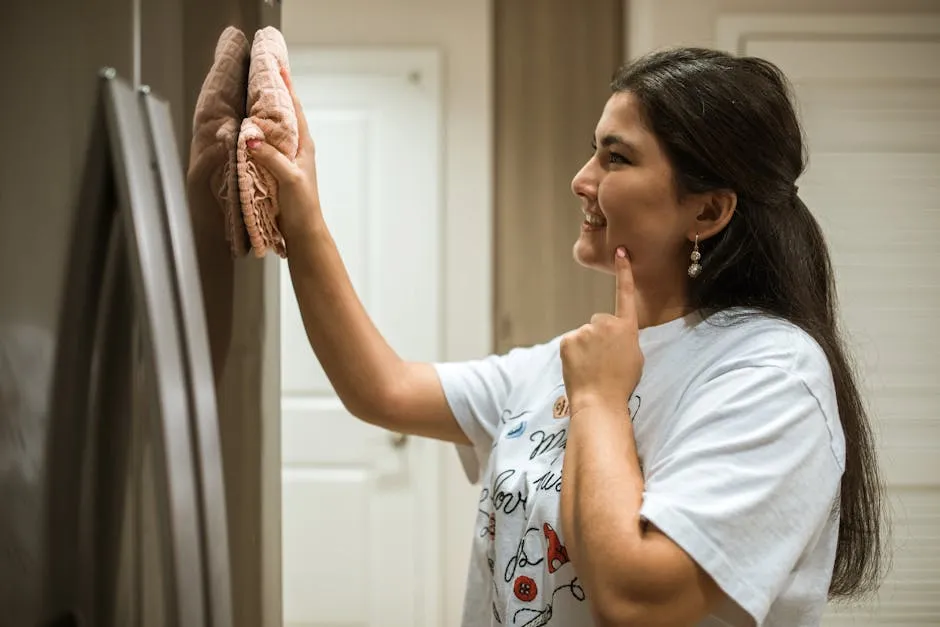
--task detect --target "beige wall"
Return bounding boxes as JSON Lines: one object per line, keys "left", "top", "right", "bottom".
{"left": 628, "top": 0, "right": 940, "bottom": 58}
{"left": 493, "top": 0, "right": 624, "bottom": 354}
{"left": 280, "top": 2, "right": 492, "bottom": 623}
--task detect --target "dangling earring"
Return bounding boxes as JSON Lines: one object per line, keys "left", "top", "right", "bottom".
{"left": 688, "top": 234, "right": 702, "bottom": 278}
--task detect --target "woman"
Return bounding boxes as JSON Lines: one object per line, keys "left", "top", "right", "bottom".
{"left": 247, "top": 47, "right": 885, "bottom": 626}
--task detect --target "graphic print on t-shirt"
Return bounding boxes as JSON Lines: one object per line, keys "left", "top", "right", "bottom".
{"left": 512, "top": 578, "right": 586, "bottom": 627}
{"left": 542, "top": 523, "right": 569, "bottom": 573}
{"left": 472, "top": 383, "right": 573, "bottom": 625}
{"left": 474, "top": 382, "right": 645, "bottom": 625}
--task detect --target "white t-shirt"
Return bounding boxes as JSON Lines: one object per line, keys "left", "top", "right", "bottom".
{"left": 434, "top": 309, "right": 846, "bottom": 627}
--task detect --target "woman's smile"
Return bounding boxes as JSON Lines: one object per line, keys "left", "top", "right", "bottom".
{"left": 581, "top": 205, "right": 608, "bottom": 231}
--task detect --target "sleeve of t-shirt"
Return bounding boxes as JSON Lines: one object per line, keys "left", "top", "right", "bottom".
{"left": 638, "top": 363, "right": 845, "bottom": 625}
{"left": 433, "top": 340, "right": 558, "bottom": 483}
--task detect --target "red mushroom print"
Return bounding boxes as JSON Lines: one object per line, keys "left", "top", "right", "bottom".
{"left": 514, "top": 575, "right": 538, "bottom": 602}
{"left": 542, "top": 522, "right": 570, "bottom": 573}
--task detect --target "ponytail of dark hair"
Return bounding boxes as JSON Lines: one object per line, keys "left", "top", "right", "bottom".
{"left": 612, "top": 47, "right": 887, "bottom": 599}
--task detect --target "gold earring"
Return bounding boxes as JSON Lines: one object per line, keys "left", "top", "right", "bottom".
{"left": 688, "top": 234, "right": 702, "bottom": 278}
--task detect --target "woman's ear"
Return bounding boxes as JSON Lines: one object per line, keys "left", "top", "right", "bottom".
{"left": 692, "top": 189, "right": 737, "bottom": 240}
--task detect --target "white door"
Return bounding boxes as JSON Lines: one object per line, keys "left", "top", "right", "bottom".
{"left": 717, "top": 14, "right": 940, "bottom": 626}
{"left": 279, "top": 48, "right": 443, "bottom": 627}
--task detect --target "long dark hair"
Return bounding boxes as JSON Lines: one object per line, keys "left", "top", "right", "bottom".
{"left": 611, "top": 47, "right": 886, "bottom": 599}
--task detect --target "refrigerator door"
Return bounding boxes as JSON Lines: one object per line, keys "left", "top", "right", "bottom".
{"left": 0, "top": 3, "right": 135, "bottom": 624}
{"left": 1, "top": 3, "right": 272, "bottom": 627}
{"left": 41, "top": 72, "right": 231, "bottom": 627}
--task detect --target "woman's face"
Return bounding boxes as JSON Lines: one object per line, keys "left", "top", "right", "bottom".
{"left": 571, "top": 91, "right": 699, "bottom": 282}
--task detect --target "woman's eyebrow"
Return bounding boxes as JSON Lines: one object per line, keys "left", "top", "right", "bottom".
{"left": 596, "top": 134, "right": 640, "bottom": 158}
{"left": 600, "top": 134, "right": 626, "bottom": 147}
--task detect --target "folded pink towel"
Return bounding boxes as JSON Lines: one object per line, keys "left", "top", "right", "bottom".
{"left": 190, "top": 26, "right": 298, "bottom": 259}
{"left": 190, "top": 26, "right": 251, "bottom": 257}
{"left": 237, "top": 26, "right": 298, "bottom": 258}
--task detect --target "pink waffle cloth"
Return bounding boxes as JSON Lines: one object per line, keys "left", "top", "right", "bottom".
{"left": 236, "top": 26, "right": 299, "bottom": 258}
{"left": 190, "top": 26, "right": 252, "bottom": 257}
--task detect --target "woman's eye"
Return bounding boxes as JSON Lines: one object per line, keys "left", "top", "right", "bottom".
{"left": 608, "top": 151, "right": 630, "bottom": 165}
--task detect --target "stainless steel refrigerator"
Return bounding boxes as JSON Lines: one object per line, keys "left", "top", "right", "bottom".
{"left": 0, "top": 1, "right": 278, "bottom": 626}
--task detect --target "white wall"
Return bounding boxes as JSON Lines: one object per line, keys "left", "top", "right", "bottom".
{"left": 627, "top": 0, "right": 940, "bottom": 59}
{"left": 280, "top": 1, "right": 491, "bottom": 623}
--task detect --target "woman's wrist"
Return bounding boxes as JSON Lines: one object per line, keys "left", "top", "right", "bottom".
{"left": 567, "top": 388, "right": 630, "bottom": 420}
{"left": 281, "top": 203, "right": 327, "bottom": 247}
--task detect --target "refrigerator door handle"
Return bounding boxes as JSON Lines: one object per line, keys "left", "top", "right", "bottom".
{"left": 101, "top": 72, "right": 208, "bottom": 627}
{"left": 140, "top": 88, "right": 234, "bottom": 627}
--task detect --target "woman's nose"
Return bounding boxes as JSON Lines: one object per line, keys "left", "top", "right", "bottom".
{"left": 571, "top": 158, "right": 598, "bottom": 200}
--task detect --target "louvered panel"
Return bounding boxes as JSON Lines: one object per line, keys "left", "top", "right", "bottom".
{"left": 798, "top": 82, "right": 940, "bottom": 156}
{"left": 825, "top": 488, "right": 940, "bottom": 626}
{"left": 801, "top": 149, "right": 940, "bottom": 488}
{"left": 800, "top": 71, "right": 940, "bottom": 626}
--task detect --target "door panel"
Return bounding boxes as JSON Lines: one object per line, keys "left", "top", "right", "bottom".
{"left": 279, "top": 49, "right": 442, "bottom": 627}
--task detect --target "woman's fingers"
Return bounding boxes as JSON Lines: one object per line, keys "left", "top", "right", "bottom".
{"left": 247, "top": 139, "right": 299, "bottom": 185}
{"left": 281, "top": 67, "right": 314, "bottom": 153}
{"left": 613, "top": 246, "right": 637, "bottom": 327}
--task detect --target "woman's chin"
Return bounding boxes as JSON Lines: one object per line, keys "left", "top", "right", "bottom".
{"left": 572, "top": 238, "right": 615, "bottom": 274}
